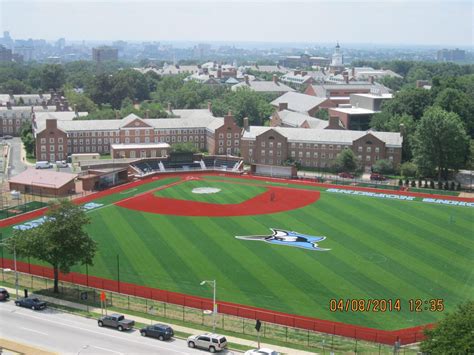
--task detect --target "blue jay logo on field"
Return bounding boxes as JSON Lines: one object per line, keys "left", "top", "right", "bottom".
{"left": 236, "top": 228, "right": 330, "bottom": 251}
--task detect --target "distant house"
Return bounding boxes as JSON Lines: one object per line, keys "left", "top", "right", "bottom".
{"left": 231, "top": 75, "right": 294, "bottom": 94}
{"left": 271, "top": 109, "right": 339, "bottom": 129}
{"left": 280, "top": 71, "right": 314, "bottom": 89}
{"left": 305, "top": 80, "right": 391, "bottom": 105}
{"left": 270, "top": 92, "right": 333, "bottom": 116}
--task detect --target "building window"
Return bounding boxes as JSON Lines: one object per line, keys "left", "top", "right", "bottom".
{"left": 321, "top": 144, "right": 326, "bottom": 149}
{"left": 249, "top": 149, "right": 253, "bottom": 156}
{"left": 261, "top": 150, "right": 266, "bottom": 156}
{"left": 358, "top": 146, "right": 363, "bottom": 152}
{"left": 125, "top": 138, "right": 130, "bottom": 144}
{"left": 234, "top": 133, "right": 239, "bottom": 138}
{"left": 58, "top": 138, "right": 63, "bottom": 144}
{"left": 219, "top": 133, "right": 224, "bottom": 139}
{"left": 41, "top": 138, "right": 46, "bottom": 144}
{"left": 49, "top": 146, "right": 54, "bottom": 152}
{"left": 367, "top": 147, "right": 372, "bottom": 153}
{"left": 125, "top": 130, "right": 130, "bottom": 136}
{"left": 49, "top": 138, "right": 54, "bottom": 144}
{"left": 291, "top": 143, "right": 296, "bottom": 148}
{"left": 329, "top": 145, "right": 333, "bottom": 150}
{"left": 306, "top": 152, "right": 310, "bottom": 158}
{"left": 329, "top": 153, "right": 334, "bottom": 158}
{"left": 299, "top": 143, "right": 303, "bottom": 148}
{"left": 375, "top": 147, "right": 380, "bottom": 153}
{"left": 298, "top": 151, "right": 303, "bottom": 158}
{"left": 389, "top": 155, "right": 394, "bottom": 161}
{"left": 277, "top": 142, "right": 282, "bottom": 148}
{"left": 366, "top": 156, "right": 371, "bottom": 161}
{"left": 291, "top": 151, "right": 295, "bottom": 158}
{"left": 227, "top": 133, "right": 231, "bottom": 139}
{"left": 321, "top": 153, "right": 326, "bottom": 158}
{"left": 261, "top": 142, "right": 265, "bottom": 148}
{"left": 388, "top": 148, "right": 394, "bottom": 153}
{"left": 41, "top": 145, "right": 46, "bottom": 152}
{"left": 313, "top": 152, "right": 318, "bottom": 158}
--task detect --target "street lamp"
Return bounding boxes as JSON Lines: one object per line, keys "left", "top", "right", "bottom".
{"left": 200, "top": 280, "right": 217, "bottom": 332}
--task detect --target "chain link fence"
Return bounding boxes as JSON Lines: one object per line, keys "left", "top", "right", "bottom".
{"left": 1, "top": 269, "right": 419, "bottom": 354}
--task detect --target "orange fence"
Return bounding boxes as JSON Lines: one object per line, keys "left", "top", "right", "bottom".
{"left": 1, "top": 258, "right": 430, "bottom": 345}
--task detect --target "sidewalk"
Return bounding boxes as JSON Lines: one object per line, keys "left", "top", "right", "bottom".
{"left": 1, "top": 286, "right": 317, "bottom": 355}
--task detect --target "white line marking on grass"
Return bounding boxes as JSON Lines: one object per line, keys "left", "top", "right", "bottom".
{"left": 113, "top": 179, "right": 187, "bottom": 206}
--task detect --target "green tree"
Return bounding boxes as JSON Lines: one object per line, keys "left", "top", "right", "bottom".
{"left": 412, "top": 107, "right": 470, "bottom": 180}
{"left": 211, "top": 88, "right": 274, "bottom": 126}
{"left": 434, "top": 88, "right": 474, "bottom": 136}
{"left": 370, "top": 113, "right": 416, "bottom": 161}
{"left": 400, "top": 161, "right": 417, "bottom": 178}
{"left": 40, "top": 64, "right": 66, "bottom": 90}
{"left": 371, "top": 159, "right": 394, "bottom": 175}
{"left": 7, "top": 200, "right": 97, "bottom": 293}
{"left": 170, "top": 142, "right": 199, "bottom": 153}
{"left": 381, "top": 88, "right": 432, "bottom": 120}
{"left": 334, "top": 148, "right": 358, "bottom": 172}
{"left": 0, "top": 79, "right": 32, "bottom": 94}
{"left": 20, "top": 121, "right": 35, "bottom": 157}
{"left": 65, "top": 88, "right": 98, "bottom": 113}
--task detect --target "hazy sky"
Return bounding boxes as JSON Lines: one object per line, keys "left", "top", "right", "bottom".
{"left": 0, "top": 0, "right": 472, "bottom": 46}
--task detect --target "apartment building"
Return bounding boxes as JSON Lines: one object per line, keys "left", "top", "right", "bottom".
{"left": 34, "top": 110, "right": 241, "bottom": 162}
{"left": 240, "top": 126, "right": 402, "bottom": 171}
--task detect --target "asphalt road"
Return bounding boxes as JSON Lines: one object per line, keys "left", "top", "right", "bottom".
{"left": 7, "top": 137, "right": 27, "bottom": 178}
{"left": 0, "top": 300, "right": 238, "bottom": 354}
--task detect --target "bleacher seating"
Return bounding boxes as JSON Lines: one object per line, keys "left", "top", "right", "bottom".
{"left": 131, "top": 156, "right": 242, "bottom": 175}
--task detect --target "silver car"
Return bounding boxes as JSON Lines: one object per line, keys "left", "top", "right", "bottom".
{"left": 187, "top": 333, "right": 227, "bottom": 353}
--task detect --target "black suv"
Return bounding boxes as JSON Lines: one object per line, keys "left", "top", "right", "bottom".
{"left": 140, "top": 324, "right": 174, "bottom": 341}
{"left": 15, "top": 297, "right": 47, "bottom": 310}
{"left": 0, "top": 288, "right": 9, "bottom": 301}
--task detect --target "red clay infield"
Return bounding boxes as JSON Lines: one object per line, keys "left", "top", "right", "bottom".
{"left": 116, "top": 185, "right": 320, "bottom": 217}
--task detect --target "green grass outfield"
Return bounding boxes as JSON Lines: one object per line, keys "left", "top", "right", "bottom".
{"left": 3, "top": 175, "right": 473, "bottom": 330}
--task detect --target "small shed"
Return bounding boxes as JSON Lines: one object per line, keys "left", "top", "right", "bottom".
{"left": 8, "top": 169, "right": 77, "bottom": 197}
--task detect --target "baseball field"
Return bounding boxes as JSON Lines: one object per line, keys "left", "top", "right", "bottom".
{"left": 2, "top": 173, "right": 473, "bottom": 331}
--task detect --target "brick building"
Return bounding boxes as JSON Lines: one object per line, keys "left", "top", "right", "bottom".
{"left": 305, "top": 81, "right": 391, "bottom": 105}
{"left": 240, "top": 126, "right": 402, "bottom": 171}
{"left": 34, "top": 110, "right": 242, "bottom": 162}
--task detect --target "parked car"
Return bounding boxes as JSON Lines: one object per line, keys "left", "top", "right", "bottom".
{"left": 187, "top": 333, "right": 227, "bottom": 353}
{"left": 245, "top": 348, "right": 280, "bottom": 355}
{"left": 55, "top": 160, "right": 68, "bottom": 168}
{"left": 140, "top": 323, "right": 174, "bottom": 340}
{"left": 0, "top": 288, "right": 10, "bottom": 301}
{"left": 338, "top": 172, "right": 354, "bottom": 179}
{"left": 98, "top": 313, "right": 135, "bottom": 331}
{"left": 2, "top": 135, "right": 13, "bottom": 140}
{"left": 370, "top": 173, "right": 386, "bottom": 181}
{"left": 14, "top": 297, "right": 46, "bottom": 310}
{"left": 35, "top": 161, "right": 52, "bottom": 169}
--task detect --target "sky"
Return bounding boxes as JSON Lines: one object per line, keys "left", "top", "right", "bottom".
{"left": 0, "top": 0, "right": 472, "bottom": 46}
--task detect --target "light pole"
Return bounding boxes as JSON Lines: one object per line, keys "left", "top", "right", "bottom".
{"left": 200, "top": 280, "right": 217, "bottom": 332}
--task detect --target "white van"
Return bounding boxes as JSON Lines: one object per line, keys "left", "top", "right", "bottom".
{"left": 35, "top": 161, "right": 52, "bottom": 169}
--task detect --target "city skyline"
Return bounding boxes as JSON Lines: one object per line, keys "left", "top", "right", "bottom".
{"left": 1, "top": 0, "right": 472, "bottom": 47}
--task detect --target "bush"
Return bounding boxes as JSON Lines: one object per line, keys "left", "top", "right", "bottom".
{"left": 418, "top": 178, "right": 422, "bottom": 187}
{"left": 430, "top": 180, "right": 435, "bottom": 189}
{"left": 400, "top": 161, "right": 417, "bottom": 178}
{"left": 457, "top": 182, "right": 462, "bottom": 191}
{"left": 372, "top": 159, "right": 394, "bottom": 175}
{"left": 438, "top": 181, "right": 443, "bottom": 189}
{"left": 444, "top": 181, "right": 449, "bottom": 190}
{"left": 424, "top": 180, "right": 428, "bottom": 188}
{"left": 450, "top": 181, "right": 455, "bottom": 190}
{"left": 411, "top": 180, "right": 416, "bottom": 187}
{"left": 405, "top": 178, "right": 409, "bottom": 186}
{"left": 398, "top": 179, "right": 403, "bottom": 186}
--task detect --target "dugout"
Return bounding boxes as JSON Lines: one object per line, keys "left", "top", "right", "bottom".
{"left": 250, "top": 164, "right": 297, "bottom": 178}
